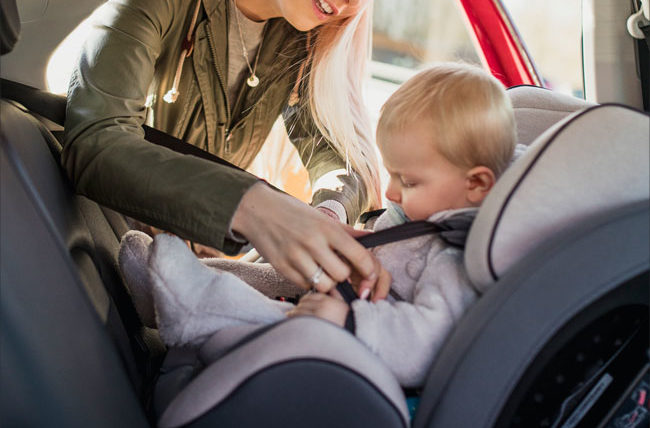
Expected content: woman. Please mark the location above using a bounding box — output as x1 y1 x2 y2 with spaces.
63 0 389 297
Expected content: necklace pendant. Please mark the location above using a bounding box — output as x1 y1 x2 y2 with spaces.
247 74 260 87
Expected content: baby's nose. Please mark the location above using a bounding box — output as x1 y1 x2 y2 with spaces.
385 188 400 204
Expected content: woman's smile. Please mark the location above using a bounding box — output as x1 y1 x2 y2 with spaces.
313 0 335 17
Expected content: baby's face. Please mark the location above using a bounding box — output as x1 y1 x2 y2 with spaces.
378 124 472 221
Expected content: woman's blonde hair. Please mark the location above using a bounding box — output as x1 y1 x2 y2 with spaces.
302 4 382 212
377 62 516 178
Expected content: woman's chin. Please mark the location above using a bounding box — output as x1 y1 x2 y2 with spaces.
282 12 322 32
287 19 319 32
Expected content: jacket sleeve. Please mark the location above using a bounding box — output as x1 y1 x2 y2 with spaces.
350 246 478 387
62 0 259 254
282 104 367 224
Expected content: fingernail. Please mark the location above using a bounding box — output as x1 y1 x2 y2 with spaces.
366 271 377 281
360 289 370 300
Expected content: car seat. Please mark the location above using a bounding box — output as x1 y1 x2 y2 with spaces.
2 1 648 426
415 94 649 427
149 90 648 428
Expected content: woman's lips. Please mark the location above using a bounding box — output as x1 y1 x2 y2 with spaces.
312 0 335 20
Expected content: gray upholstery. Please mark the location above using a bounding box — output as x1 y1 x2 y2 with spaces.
416 201 649 428
413 97 649 427
159 317 409 427
1 100 149 427
0 0 20 54
465 104 650 290
508 85 595 146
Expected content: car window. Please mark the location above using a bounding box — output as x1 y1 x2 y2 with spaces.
364 0 482 203
501 0 584 98
367 0 481 123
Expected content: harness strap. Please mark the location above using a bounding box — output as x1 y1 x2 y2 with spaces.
336 213 475 306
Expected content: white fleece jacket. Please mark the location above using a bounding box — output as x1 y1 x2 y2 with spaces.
120 207 481 388
353 206 480 387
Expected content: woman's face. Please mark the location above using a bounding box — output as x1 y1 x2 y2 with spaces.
278 0 369 31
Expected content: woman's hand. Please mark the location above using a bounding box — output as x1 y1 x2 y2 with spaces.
286 292 349 327
231 182 389 299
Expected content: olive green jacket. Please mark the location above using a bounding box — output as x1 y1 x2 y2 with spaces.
63 0 367 254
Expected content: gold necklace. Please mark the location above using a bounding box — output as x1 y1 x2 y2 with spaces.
233 1 266 87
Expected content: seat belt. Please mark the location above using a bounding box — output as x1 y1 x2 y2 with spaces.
0 78 245 171
627 2 650 110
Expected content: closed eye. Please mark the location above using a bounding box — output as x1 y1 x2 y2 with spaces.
400 178 416 188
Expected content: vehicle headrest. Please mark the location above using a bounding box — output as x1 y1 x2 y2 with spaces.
0 0 20 55
465 104 650 291
508 85 596 146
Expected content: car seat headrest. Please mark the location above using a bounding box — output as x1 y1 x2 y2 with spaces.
0 0 20 55
465 104 650 291
508 85 596 146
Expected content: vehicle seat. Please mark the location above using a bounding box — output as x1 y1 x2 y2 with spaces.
1 1 163 425
507 85 596 146
1 99 155 426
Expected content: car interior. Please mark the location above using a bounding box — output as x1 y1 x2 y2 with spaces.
1 0 649 427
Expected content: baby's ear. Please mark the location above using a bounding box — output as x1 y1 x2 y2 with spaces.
465 166 496 205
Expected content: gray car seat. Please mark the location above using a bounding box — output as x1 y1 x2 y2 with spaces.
149 89 649 428
2 1 648 425
415 96 649 427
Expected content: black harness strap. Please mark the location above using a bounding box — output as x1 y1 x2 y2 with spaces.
335 214 474 305
356 220 446 248
335 222 444 304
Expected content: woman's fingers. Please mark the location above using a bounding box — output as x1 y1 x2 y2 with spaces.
331 224 378 281
305 244 351 283
300 262 335 293
230 183 381 293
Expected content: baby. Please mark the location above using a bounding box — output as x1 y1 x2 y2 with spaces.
119 62 518 388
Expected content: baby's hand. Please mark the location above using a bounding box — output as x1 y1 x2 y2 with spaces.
286 292 349 327
348 262 392 302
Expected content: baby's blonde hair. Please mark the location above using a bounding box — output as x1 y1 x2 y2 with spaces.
377 62 516 177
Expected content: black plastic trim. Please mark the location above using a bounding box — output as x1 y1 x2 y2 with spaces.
184 358 407 428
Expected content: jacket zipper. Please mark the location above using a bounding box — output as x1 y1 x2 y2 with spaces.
205 18 232 154
206 13 291 155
